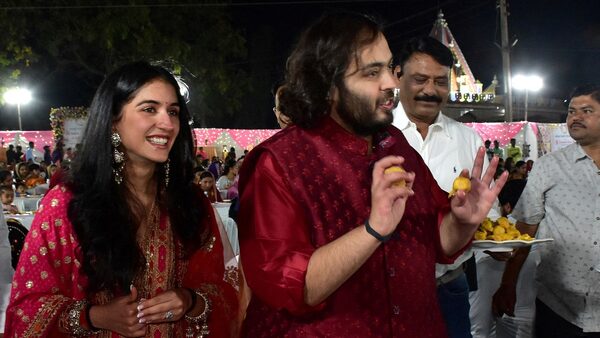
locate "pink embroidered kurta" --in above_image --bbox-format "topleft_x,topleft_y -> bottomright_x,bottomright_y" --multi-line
5,185 -> 240,337
239,117 -> 465,337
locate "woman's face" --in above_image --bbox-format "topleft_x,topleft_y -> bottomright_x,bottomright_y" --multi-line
113,79 -> 181,168
18,165 -> 29,178
49,166 -> 57,176
200,177 -> 214,192
16,185 -> 26,194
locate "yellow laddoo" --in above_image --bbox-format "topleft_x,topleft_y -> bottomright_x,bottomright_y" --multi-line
448,176 -> 471,197
384,166 -> 406,187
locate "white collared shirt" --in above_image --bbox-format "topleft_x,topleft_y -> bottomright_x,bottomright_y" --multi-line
392,104 -> 491,277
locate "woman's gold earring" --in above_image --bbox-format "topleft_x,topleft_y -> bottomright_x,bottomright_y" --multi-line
111,131 -> 125,184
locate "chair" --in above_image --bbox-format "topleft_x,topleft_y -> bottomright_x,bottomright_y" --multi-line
7,219 -> 28,269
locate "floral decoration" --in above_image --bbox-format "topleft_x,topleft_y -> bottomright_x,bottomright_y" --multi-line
49,107 -> 88,143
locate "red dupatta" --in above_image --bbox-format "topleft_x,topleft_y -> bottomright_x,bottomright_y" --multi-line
5,185 -> 242,337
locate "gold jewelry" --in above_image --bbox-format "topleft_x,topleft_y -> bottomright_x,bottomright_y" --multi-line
164,310 -> 174,320
59,300 -> 101,336
164,158 -> 170,187
184,289 -> 210,338
111,131 -> 125,184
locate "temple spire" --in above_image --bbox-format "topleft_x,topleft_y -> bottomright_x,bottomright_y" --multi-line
429,10 -> 483,96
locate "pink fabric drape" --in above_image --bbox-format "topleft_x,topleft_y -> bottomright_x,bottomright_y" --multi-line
464,122 -> 538,147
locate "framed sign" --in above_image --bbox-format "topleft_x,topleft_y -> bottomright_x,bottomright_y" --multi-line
49,107 -> 88,149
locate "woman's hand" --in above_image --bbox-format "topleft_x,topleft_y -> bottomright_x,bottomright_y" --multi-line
136,287 -> 192,324
89,285 -> 146,337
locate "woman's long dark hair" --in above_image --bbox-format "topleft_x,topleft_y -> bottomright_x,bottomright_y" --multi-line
66,61 -> 207,293
281,12 -> 382,128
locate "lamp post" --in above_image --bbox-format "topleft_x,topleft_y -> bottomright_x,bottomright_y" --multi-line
3,87 -> 32,130
512,74 -> 543,121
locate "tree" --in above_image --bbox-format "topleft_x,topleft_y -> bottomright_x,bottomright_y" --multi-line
0,0 -> 248,128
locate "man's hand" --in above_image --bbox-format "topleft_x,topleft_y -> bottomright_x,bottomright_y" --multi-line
368,155 -> 415,236
450,148 -> 508,228
304,156 -> 415,306
492,283 -> 517,317
440,149 -> 508,255
484,250 -> 515,261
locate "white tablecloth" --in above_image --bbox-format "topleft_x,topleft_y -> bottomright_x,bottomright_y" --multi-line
26,183 -> 49,196
212,203 -> 239,255
13,196 -> 43,213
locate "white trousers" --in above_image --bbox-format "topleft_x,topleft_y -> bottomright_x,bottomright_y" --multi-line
469,249 -> 541,338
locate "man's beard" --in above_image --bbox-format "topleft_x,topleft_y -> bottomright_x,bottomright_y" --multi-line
336,84 -> 395,137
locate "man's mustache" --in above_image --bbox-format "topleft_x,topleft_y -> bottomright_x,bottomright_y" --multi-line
570,122 -> 585,128
414,95 -> 442,103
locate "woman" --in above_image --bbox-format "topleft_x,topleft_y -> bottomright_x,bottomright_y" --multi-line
226,158 -> 243,200
216,160 -> 237,190
6,62 -> 242,337
12,162 -> 29,185
197,171 -> 223,203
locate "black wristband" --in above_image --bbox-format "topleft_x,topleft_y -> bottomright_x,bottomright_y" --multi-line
85,304 -> 99,331
365,219 -> 393,242
185,287 -> 197,313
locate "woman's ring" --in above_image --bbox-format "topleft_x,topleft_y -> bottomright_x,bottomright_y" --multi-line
164,310 -> 174,320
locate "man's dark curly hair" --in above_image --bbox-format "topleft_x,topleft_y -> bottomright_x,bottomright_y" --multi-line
281,12 -> 383,128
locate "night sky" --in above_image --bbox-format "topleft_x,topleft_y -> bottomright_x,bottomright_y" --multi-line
1,0 -> 599,130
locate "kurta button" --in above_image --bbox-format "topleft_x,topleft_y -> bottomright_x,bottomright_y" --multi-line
591,267 -> 595,271
595,241 -> 598,245
597,217 -> 600,220
392,305 -> 400,315
388,268 -> 396,277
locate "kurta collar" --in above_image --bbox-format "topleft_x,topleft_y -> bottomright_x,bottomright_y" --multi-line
319,116 -> 389,156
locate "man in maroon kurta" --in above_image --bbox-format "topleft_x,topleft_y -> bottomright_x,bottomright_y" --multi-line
238,13 -> 506,337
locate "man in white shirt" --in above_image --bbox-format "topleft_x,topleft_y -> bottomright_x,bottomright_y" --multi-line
393,36 -> 487,338
25,141 -> 35,163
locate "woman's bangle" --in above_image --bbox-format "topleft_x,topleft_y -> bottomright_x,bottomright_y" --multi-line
59,300 -> 101,336
184,289 -> 211,337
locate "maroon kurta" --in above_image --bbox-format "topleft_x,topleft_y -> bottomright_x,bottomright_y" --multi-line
238,117 -> 457,337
